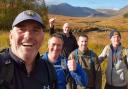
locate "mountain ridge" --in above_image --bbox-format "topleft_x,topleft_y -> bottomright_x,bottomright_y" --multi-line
48,3 -> 109,17
48,3 -> 128,17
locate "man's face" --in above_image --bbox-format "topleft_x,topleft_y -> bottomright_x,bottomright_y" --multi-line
63,24 -> 70,34
78,36 -> 88,51
48,37 -> 63,62
10,20 -> 44,60
110,35 -> 121,47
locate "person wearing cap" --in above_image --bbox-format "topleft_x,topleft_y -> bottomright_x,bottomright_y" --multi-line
98,29 -> 128,89
0,10 -> 56,89
42,33 -> 88,89
49,18 -> 78,58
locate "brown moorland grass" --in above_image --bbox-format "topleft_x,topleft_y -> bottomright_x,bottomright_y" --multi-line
0,31 -> 9,50
0,14 -> 128,89
48,14 -> 106,30
0,31 -> 128,89
49,14 -> 128,31
1,31 -> 128,55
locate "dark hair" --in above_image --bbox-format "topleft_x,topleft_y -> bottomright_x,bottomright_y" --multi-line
77,33 -> 88,40
51,32 -> 64,42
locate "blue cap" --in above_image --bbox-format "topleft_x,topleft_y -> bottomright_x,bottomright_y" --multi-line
12,10 -> 45,28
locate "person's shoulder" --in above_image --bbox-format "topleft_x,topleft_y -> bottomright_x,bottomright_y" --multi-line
39,58 -> 53,68
70,33 -> 76,38
68,49 -> 77,58
105,44 -> 111,48
71,49 -> 76,54
41,52 -> 48,60
101,44 -> 111,52
0,48 -> 10,63
58,55 -> 68,63
88,49 -> 97,57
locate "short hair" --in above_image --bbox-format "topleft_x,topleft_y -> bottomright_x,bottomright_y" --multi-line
77,33 -> 88,40
48,32 -> 64,44
63,23 -> 69,27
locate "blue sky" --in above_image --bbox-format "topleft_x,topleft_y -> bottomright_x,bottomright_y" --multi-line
45,0 -> 128,10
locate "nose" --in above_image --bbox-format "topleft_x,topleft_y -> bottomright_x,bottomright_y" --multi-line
54,45 -> 58,50
24,31 -> 32,39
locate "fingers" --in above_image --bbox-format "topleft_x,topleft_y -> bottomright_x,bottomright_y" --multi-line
49,18 -> 56,27
67,59 -> 76,71
49,18 -> 56,23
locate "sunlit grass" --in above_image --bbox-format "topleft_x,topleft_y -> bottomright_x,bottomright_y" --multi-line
0,31 -> 9,50
0,31 -> 128,89
0,31 -> 128,55
39,32 -> 50,54
0,31 -> 50,54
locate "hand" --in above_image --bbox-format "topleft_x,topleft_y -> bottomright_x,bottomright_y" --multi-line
67,59 -> 76,71
49,18 -> 56,27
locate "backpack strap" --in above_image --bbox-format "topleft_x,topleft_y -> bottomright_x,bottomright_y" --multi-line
0,49 -> 14,89
74,49 -> 97,88
44,60 -> 57,89
74,49 -> 95,68
89,50 -> 95,67
61,57 -> 69,78
89,50 -> 96,86
74,49 -> 79,63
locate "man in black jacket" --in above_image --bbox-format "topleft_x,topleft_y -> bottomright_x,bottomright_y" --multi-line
0,10 -> 56,89
49,18 -> 78,58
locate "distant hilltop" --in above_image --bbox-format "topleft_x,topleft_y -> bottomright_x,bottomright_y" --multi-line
48,3 -> 128,17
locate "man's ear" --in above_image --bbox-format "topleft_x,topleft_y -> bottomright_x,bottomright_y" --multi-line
77,40 -> 79,46
9,30 -> 13,45
9,30 -> 12,39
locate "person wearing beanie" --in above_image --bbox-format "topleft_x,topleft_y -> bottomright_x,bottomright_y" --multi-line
0,10 -> 57,89
98,29 -> 128,89
109,29 -> 121,39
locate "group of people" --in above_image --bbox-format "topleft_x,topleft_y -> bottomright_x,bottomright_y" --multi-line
0,10 -> 128,89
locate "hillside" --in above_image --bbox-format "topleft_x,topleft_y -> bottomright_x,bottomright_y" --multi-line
96,9 -> 118,16
48,3 -> 108,17
48,3 -> 128,18
118,5 -> 128,15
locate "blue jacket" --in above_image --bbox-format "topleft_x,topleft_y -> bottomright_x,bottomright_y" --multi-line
42,52 -> 88,89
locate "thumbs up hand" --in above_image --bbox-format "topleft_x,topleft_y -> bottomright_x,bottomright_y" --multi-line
67,56 -> 76,71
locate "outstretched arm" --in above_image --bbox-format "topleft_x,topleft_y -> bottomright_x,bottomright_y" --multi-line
98,45 -> 108,63
49,18 -> 56,35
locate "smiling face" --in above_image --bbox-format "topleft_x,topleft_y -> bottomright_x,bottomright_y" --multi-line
63,23 -> 70,34
78,36 -> 88,52
10,20 -> 44,60
48,36 -> 63,63
110,34 -> 121,47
